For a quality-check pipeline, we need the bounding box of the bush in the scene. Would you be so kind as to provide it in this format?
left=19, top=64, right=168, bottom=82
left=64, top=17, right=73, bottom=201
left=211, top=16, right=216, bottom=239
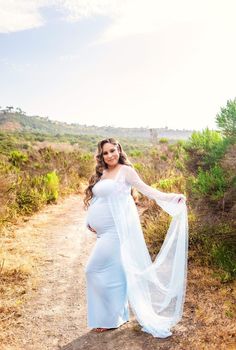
left=129, top=149, right=143, bottom=157
left=9, top=150, right=28, bottom=167
left=43, top=171, right=59, bottom=202
left=14, top=171, right=59, bottom=215
left=133, top=162, right=145, bottom=172
left=15, top=177, right=45, bottom=214
left=148, top=148, right=159, bottom=158
left=76, top=152, right=94, bottom=178
left=192, top=165, right=228, bottom=200
left=160, top=155, right=167, bottom=161
left=152, top=175, right=186, bottom=193
left=185, top=128, right=230, bottom=167
left=188, top=217, right=236, bottom=282
left=175, top=159, right=185, bottom=171
left=211, top=243, right=236, bottom=282
left=186, top=128, right=222, bottom=152
left=159, top=138, right=169, bottom=144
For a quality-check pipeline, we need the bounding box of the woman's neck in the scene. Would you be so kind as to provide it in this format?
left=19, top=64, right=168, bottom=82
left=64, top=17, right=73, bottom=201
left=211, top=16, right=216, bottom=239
left=106, top=163, right=121, bottom=172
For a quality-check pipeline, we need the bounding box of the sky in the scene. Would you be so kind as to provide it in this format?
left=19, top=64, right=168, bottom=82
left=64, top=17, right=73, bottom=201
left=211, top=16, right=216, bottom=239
left=0, top=0, right=236, bottom=131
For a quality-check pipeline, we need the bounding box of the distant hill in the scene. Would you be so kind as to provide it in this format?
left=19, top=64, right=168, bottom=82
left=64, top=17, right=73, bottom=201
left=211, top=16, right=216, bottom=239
left=0, top=111, right=193, bottom=140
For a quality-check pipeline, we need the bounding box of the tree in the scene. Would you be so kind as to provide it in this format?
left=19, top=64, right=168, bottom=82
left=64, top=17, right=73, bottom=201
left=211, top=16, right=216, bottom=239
left=216, top=98, right=236, bottom=140
left=16, top=107, right=22, bottom=114
left=6, top=106, right=14, bottom=113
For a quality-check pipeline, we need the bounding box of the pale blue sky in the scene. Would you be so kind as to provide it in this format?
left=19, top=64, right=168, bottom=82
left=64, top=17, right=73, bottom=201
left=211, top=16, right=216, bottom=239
left=0, top=0, right=236, bottom=131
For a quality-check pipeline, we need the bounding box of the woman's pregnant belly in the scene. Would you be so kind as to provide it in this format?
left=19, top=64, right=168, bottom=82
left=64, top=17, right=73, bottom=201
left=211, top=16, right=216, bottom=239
left=87, top=198, right=118, bottom=237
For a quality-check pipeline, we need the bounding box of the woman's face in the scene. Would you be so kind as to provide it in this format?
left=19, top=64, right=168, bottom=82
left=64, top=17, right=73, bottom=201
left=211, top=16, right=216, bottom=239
left=102, top=142, right=120, bottom=168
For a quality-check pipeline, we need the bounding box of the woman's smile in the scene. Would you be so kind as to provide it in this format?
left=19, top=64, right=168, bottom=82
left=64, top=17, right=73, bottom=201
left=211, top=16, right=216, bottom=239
left=102, top=142, right=120, bottom=167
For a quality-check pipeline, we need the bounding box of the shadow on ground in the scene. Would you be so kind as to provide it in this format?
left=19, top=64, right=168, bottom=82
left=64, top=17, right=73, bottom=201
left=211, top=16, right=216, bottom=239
left=61, top=320, right=182, bottom=350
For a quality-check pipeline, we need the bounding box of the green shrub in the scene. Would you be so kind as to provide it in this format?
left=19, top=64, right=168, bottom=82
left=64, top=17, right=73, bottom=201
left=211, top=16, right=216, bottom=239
left=177, top=140, right=186, bottom=147
left=167, top=144, right=175, bottom=152
left=148, top=148, right=159, bottom=157
left=159, top=138, right=169, bottom=144
left=16, top=177, right=45, bottom=214
left=43, top=171, right=59, bottom=202
left=186, top=128, right=223, bottom=152
left=175, top=159, right=185, bottom=171
left=185, top=128, right=230, bottom=166
left=79, top=153, right=93, bottom=161
left=192, top=165, right=227, bottom=200
left=77, top=152, right=94, bottom=178
left=211, top=243, right=236, bottom=282
left=160, top=155, right=167, bottom=161
left=129, top=149, right=143, bottom=157
left=133, top=162, right=145, bottom=172
left=152, top=175, right=186, bottom=193
left=9, top=150, right=28, bottom=167
left=15, top=171, right=59, bottom=214
left=188, top=218, right=236, bottom=282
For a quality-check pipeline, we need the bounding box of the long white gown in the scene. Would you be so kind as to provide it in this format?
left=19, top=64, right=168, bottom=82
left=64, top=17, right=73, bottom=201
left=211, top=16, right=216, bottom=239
left=85, top=179, right=129, bottom=328
left=85, top=165, right=188, bottom=338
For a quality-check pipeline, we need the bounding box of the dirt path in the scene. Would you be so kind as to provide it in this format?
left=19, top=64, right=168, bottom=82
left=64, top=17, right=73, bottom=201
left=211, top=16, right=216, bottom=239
left=1, top=195, right=235, bottom=350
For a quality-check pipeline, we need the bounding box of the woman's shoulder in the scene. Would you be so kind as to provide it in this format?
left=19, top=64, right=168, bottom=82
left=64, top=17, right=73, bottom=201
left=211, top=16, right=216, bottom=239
left=119, top=164, right=128, bottom=169
left=119, top=164, right=137, bottom=179
left=120, top=164, right=135, bottom=171
left=119, top=163, right=133, bottom=173
left=120, top=163, right=133, bottom=169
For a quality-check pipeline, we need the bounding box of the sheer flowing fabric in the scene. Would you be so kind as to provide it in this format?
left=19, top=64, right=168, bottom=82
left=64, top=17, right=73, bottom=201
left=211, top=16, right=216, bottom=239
left=107, top=165, right=188, bottom=338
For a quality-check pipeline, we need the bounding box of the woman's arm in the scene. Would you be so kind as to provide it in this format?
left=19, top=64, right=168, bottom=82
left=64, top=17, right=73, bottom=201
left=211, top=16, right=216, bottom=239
left=124, top=166, right=186, bottom=203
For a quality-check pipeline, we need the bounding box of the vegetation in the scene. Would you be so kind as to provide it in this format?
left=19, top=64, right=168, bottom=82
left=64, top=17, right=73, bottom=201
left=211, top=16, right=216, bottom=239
left=140, top=98, right=236, bottom=282
left=0, top=107, right=192, bottom=140
left=0, top=99, right=235, bottom=344
left=0, top=136, right=95, bottom=230
left=216, top=97, right=236, bottom=140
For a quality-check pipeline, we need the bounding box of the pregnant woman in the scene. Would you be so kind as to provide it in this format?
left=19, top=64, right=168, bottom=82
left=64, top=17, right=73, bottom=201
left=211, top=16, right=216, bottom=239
left=84, top=138, right=188, bottom=338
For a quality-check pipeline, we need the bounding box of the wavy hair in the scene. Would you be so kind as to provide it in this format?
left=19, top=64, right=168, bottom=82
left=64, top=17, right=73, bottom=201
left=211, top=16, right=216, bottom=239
left=83, top=138, right=134, bottom=209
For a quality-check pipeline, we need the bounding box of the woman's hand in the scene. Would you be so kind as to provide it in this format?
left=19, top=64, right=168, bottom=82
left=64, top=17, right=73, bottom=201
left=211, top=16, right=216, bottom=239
left=177, top=194, right=187, bottom=203
left=87, top=224, right=97, bottom=233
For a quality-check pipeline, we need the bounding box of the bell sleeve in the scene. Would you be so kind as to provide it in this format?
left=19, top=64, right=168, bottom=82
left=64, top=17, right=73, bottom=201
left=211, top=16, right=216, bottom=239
left=124, top=165, right=186, bottom=217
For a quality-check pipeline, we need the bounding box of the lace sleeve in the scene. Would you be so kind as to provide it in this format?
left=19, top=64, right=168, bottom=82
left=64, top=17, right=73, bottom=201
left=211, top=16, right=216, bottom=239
left=124, top=165, right=186, bottom=203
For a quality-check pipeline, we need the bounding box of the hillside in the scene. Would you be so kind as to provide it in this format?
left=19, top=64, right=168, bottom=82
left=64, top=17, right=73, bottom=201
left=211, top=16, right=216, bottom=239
left=0, top=111, right=193, bottom=140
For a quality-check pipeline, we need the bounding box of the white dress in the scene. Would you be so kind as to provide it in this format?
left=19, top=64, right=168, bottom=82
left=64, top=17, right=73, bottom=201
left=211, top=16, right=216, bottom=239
left=85, top=179, right=129, bottom=328
left=85, top=165, right=188, bottom=338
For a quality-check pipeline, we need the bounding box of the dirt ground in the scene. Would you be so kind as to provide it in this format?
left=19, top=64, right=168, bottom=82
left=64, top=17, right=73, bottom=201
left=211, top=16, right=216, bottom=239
left=0, top=195, right=235, bottom=350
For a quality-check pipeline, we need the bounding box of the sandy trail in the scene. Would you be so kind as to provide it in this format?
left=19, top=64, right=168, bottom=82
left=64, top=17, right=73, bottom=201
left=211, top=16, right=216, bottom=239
left=3, top=195, right=97, bottom=349
left=2, top=195, right=234, bottom=350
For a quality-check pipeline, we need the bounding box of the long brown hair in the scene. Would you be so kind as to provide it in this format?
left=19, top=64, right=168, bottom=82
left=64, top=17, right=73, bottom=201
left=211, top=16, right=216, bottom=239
left=83, top=138, right=133, bottom=209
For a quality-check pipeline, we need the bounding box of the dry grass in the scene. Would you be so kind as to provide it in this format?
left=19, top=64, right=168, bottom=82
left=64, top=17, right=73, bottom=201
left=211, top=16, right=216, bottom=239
left=0, top=221, right=45, bottom=343
left=178, top=263, right=236, bottom=349
left=32, top=141, right=80, bottom=153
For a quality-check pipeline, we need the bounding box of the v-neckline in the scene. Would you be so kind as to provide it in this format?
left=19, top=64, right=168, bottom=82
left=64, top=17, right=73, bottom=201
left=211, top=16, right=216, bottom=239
left=99, top=165, right=124, bottom=182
